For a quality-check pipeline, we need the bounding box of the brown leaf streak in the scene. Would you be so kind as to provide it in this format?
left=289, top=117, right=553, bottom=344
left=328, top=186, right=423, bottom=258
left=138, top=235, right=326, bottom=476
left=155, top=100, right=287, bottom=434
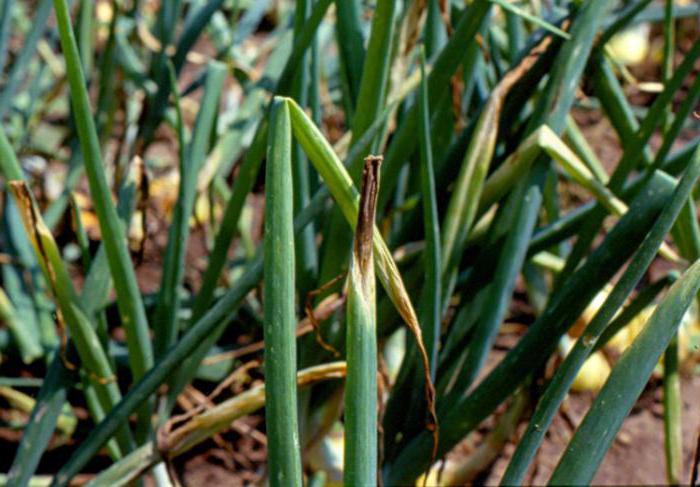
left=438, top=0, right=453, bottom=37
left=134, top=155, right=149, bottom=263
left=357, top=157, right=441, bottom=471
left=491, top=30, right=555, bottom=121
left=355, top=156, right=381, bottom=278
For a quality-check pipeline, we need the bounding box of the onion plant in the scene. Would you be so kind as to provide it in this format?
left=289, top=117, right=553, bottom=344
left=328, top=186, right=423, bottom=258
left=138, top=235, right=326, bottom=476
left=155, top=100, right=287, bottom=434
left=0, top=1, right=699, bottom=486
left=344, top=156, right=380, bottom=486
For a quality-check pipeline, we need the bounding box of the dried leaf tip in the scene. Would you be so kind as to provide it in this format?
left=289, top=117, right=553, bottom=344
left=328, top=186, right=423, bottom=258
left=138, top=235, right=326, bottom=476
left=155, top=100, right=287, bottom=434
left=354, top=155, right=382, bottom=273
left=7, top=181, right=59, bottom=295
left=8, top=181, right=45, bottom=245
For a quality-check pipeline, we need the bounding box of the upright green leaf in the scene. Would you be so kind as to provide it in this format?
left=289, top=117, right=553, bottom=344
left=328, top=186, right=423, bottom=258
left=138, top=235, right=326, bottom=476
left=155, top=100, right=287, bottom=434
left=291, top=0, right=318, bottom=298
left=454, top=186, right=541, bottom=390
left=0, top=0, right=14, bottom=71
left=53, top=0, right=153, bottom=387
left=190, top=123, right=268, bottom=322
left=263, top=98, right=302, bottom=486
left=334, top=0, right=365, bottom=110
left=660, top=4, right=683, bottom=483
left=350, top=0, right=397, bottom=157
left=527, top=0, right=617, bottom=133
left=153, top=60, right=226, bottom=358
left=417, top=50, right=441, bottom=373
